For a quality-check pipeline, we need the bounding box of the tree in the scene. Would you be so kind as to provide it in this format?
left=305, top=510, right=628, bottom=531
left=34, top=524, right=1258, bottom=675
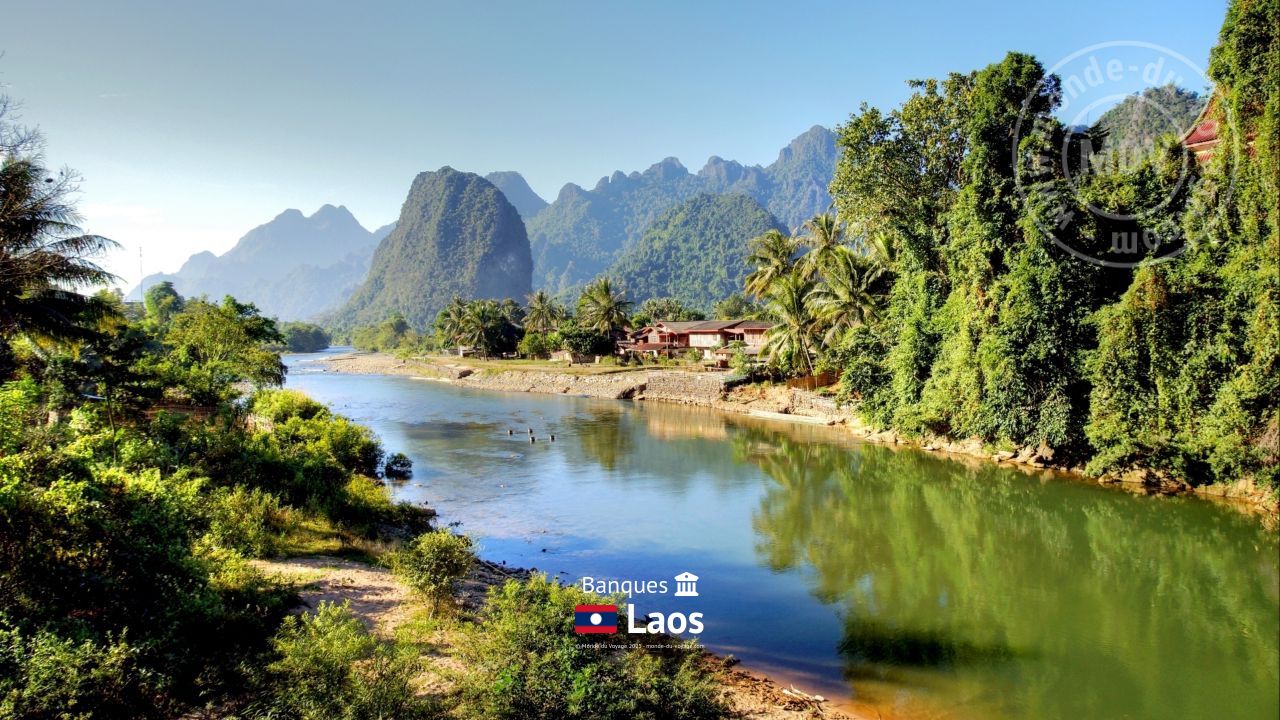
left=457, top=300, right=513, bottom=358
left=798, top=213, right=845, bottom=279
left=744, top=229, right=799, bottom=299
left=143, top=281, right=184, bottom=325
left=434, top=296, right=469, bottom=348
left=808, top=246, right=885, bottom=347
left=524, top=290, right=565, bottom=334
left=760, top=274, right=818, bottom=376
left=712, top=292, right=762, bottom=320
left=631, top=296, right=704, bottom=328
left=575, top=277, right=632, bottom=334
left=163, top=296, right=286, bottom=403
left=0, top=101, right=118, bottom=372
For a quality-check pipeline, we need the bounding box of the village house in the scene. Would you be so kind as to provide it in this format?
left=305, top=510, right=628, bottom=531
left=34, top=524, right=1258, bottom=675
left=622, top=319, right=771, bottom=366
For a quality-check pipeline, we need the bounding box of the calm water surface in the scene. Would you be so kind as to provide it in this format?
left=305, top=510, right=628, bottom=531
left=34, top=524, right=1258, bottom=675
left=286, top=351, right=1279, bottom=720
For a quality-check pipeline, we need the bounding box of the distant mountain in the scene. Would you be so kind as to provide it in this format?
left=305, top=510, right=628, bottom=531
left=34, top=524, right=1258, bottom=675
left=607, top=194, right=786, bottom=310
left=1093, top=85, right=1205, bottom=164
left=526, top=126, right=836, bottom=296
left=128, top=205, right=387, bottom=320
left=332, top=167, right=532, bottom=329
left=485, top=171, right=548, bottom=219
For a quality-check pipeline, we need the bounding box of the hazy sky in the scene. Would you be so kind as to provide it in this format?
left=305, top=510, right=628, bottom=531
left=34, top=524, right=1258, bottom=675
left=1, top=0, right=1225, bottom=290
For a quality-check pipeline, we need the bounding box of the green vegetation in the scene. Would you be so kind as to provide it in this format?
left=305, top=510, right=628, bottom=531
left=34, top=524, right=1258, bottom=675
left=388, top=530, right=476, bottom=612
left=527, top=127, right=837, bottom=296
left=457, top=574, right=724, bottom=720
left=1092, top=84, right=1205, bottom=166
left=279, top=321, right=332, bottom=352
left=334, top=167, right=533, bottom=330
left=607, top=194, right=786, bottom=310
left=729, top=2, right=1276, bottom=493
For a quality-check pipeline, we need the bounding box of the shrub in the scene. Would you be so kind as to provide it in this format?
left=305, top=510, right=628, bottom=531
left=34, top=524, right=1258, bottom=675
left=251, top=389, right=330, bottom=423
left=265, top=601, right=430, bottom=720
left=458, top=574, right=724, bottom=720
left=384, top=452, right=413, bottom=479
left=205, top=486, right=294, bottom=557
left=388, top=530, right=475, bottom=612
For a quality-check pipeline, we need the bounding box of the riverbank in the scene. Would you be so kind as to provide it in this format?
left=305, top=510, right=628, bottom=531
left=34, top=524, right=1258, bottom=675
left=308, top=351, right=1277, bottom=516
left=254, top=553, right=862, bottom=719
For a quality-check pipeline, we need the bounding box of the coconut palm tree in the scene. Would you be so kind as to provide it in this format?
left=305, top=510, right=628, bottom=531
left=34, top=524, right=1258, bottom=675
left=434, top=296, right=468, bottom=347
left=744, top=229, right=799, bottom=299
left=808, top=246, right=885, bottom=346
left=0, top=155, right=118, bottom=353
left=457, top=300, right=506, bottom=358
left=798, top=213, right=844, bottom=280
left=576, top=278, right=632, bottom=334
left=760, top=274, right=818, bottom=376
left=524, top=289, right=565, bottom=334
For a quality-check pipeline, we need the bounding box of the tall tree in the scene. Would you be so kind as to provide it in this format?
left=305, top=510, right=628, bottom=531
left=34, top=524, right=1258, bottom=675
left=798, top=213, right=845, bottom=280
left=761, top=274, right=818, bottom=376
left=576, top=278, right=632, bottom=334
left=523, top=290, right=565, bottom=334
left=0, top=101, right=118, bottom=367
left=744, top=229, right=800, bottom=299
left=808, top=246, right=885, bottom=346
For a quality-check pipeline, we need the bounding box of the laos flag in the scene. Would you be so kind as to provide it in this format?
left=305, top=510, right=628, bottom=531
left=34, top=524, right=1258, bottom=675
left=574, top=604, right=618, bottom=634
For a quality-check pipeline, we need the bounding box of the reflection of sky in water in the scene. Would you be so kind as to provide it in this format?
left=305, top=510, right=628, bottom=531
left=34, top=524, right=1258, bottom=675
left=284, top=352, right=1280, bottom=720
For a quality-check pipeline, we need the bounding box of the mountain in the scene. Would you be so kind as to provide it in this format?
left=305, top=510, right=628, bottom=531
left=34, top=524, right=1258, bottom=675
left=485, top=171, right=548, bottom=219
left=526, top=126, right=837, bottom=296
left=128, top=205, right=387, bottom=320
left=1093, top=85, right=1205, bottom=164
left=332, top=167, right=532, bottom=329
left=607, top=194, right=786, bottom=310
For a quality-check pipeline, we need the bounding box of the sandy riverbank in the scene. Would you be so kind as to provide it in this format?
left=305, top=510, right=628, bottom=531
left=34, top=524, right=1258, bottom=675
left=308, top=351, right=1278, bottom=517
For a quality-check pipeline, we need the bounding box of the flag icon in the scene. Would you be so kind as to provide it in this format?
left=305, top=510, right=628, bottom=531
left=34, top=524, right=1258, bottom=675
left=574, top=604, right=618, bottom=634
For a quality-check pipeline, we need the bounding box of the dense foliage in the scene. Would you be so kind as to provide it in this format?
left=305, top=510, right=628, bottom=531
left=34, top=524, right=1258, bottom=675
left=334, top=167, right=533, bottom=329
left=279, top=321, right=332, bottom=352
left=607, top=194, right=786, bottom=310
left=1092, top=84, right=1205, bottom=166
left=804, top=3, right=1278, bottom=492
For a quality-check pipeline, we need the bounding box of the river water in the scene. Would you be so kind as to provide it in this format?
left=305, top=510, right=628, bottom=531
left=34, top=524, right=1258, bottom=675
left=285, top=351, right=1279, bottom=720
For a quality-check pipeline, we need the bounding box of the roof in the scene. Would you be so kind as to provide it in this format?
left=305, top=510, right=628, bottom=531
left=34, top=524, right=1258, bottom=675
left=674, top=572, right=698, bottom=581
left=655, top=319, right=774, bottom=334
left=1182, top=94, right=1220, bottom=163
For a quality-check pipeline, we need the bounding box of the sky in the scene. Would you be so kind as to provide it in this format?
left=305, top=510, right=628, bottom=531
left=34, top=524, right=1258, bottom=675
left=1, top=0, right=1227, bottom=291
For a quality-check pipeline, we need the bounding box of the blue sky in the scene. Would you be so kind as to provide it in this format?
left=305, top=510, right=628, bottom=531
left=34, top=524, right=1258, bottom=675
left=0, top=0, right=1226, bottom=289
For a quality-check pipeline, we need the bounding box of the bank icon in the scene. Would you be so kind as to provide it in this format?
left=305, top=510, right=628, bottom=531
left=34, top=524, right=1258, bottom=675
left=674, top=572, right=699, bottom=597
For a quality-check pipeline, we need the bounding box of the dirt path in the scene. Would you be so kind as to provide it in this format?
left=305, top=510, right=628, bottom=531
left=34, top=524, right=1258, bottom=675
left=253, top=555, right=861, bottom=719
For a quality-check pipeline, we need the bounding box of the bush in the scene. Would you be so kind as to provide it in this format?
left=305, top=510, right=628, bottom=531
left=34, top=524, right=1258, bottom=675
left=205, top=486, right=294, bottom=557
left=265, top=601, right=430, bottom=720
left=517, top=331, right=556, bottom=359
left=384, top=452, right=413, bottom=479
left=458, top=574, right=724, bottom=720
left=388, top=530, right=475, bottom=612
left=251, top=389, right=330, bottom=423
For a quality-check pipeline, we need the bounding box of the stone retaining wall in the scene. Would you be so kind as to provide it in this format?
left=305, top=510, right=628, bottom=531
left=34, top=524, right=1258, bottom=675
left=640, top=371, right=730, bottom=406
left=454, top=370, right=646, bottom=400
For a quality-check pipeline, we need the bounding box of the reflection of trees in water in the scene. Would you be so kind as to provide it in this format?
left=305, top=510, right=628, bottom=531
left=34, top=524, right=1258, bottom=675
left=559, top=404, right=755, bottom=494
left=743, top=430, right=1280, bottom=719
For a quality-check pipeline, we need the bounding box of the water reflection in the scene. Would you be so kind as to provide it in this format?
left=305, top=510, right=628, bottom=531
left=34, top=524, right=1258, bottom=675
left=743, top=430, right=1280, bottom=719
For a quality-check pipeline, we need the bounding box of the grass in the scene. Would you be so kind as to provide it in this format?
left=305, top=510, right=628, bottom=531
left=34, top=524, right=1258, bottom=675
left=275, top=515, right=397, bottom=564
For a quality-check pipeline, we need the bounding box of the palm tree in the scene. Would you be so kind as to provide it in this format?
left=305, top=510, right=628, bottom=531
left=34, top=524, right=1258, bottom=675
left=576, top=278, right=632, bottom=334
left=434, top=296, right=468, bottom=347
left=799, top=213, right=844, bottom=280
left=0, top=156, right=119, bottom=353
left=760, top=274, right=818, bottom=376
left=808, top=246, right=885, bottom=346
left=524, top=290, right=564, bottom=334
left=744, top=229, right=799, bottom=299
left=458, top=300, right=505, bottom=358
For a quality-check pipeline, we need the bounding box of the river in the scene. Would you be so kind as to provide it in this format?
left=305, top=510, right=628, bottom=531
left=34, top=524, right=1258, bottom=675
left=285, top=350, right=1279, bottom=720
